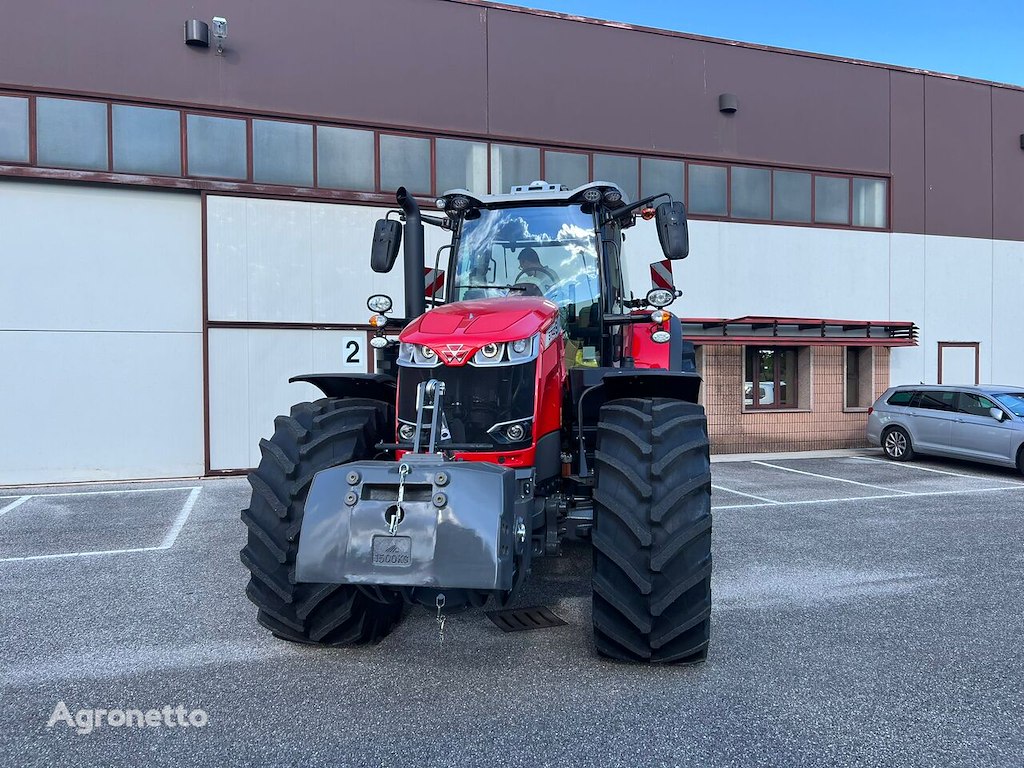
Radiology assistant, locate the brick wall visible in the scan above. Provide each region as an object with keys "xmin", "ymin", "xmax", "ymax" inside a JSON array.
[{"xmin": 699, "ymin": 345, "xmax": 890, "ymax": 454}]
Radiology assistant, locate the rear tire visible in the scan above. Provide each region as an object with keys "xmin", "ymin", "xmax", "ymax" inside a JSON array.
[
  {"xmin": 882, "ymin": 426, "xmax": 914, "ymax": 461},
  {"xmin": 240, "ymin": 397, "xmax": 404, "ymax": 646},
  {"xmin": 592, "ymin": 398, "xmax": 712, "ymax": 664}
]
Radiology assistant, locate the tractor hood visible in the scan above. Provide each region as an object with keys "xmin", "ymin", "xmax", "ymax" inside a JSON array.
[{"xmin": 400, "ymin": 296, "xmax": 559, "ymax": 361}]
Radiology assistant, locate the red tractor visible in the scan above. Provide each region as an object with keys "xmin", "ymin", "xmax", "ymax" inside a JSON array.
[{"xmin": 241, "ymin": 180, "xmax": 712, "ymax": 663}]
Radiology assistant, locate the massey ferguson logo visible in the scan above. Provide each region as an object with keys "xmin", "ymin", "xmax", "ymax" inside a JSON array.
[{"xmin": 441, "ymin": 344, "xmax": 468, "ymax": 364}]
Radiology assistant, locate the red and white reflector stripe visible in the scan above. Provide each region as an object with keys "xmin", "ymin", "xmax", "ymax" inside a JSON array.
[
  {"xmin": 424, "ymin": 267, "xmax": 445, "ymax": 298},
  {"xmin": 650, "ymin": 259, "xmax": 674, "ymax": 291}
]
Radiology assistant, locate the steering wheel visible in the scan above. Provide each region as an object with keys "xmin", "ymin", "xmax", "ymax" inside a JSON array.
[{"xmin": 514, "ymin": 265, "xmax": 558, "ymax": 285}]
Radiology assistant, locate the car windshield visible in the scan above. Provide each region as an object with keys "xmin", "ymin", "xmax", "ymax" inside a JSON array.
[
  {"xmin": 993, "ymin": 392, "xmax": 1024, "ymax": 417},
  {"xmin": 451, "ymin": 204, "xmax": 599, "ymax": 321}
]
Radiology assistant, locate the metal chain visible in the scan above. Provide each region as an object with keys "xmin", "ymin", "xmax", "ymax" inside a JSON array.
[{"xmin": 435, "ymin": 593, "xmax": 446, "ymax": 649}]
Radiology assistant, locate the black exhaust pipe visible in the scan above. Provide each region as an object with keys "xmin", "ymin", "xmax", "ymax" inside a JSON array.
[{"xmin": 396, "ymin": 187, "xmax": 425, "ymax": 319}]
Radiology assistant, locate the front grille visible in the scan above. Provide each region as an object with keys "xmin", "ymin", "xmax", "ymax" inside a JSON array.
[{"xmin": 397, "ymin": 362, "xmax": 536, "ymax": 447}]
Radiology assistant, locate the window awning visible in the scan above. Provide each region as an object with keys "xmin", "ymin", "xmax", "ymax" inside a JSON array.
[{"xmin": 680, "ymin": 316, "xmax": 918, "ymax": 346}]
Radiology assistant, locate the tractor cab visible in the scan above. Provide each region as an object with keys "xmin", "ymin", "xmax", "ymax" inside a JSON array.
[{"xmin": 370, "ymin": 180, "xmax": 690, "ymax": 369}]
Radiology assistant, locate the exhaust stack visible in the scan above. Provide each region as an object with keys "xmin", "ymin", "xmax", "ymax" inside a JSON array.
[{"xmin": 396, "ymin": 187, "xmax": 425, "ymax": 319}]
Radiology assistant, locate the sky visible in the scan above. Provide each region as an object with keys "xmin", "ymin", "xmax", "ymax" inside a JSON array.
[{"xmin": 505, "ymin": 1, "xmax": 1024, "ymax": 86}]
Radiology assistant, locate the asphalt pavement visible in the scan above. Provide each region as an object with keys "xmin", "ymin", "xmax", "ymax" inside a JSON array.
[{"xmin": 2, "ymin": 451, "xmax": 1023, "ymax": 767}]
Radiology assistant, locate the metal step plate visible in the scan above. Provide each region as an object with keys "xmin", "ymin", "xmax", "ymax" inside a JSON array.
[{"xmin": 485, "ymin": 606, "xmax": 568, "ymax": 632}]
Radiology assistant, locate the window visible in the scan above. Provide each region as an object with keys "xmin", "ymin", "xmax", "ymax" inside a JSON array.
[
  {"xmin": 744, "ymin": 347, "xmax": 798, "ymax": 409},
  {"xmin": 490, "ymin": 144, "xmax": 539, "ymax": 194},
  {"xmin": 845, "ymin": 347, "xmax": 873, "ymax": 408},
  {"xmin": 688, "ymin": 164, "xmax": 727, "ymax": 215},
  {"xmin": 186, "ymin": 114, "xmax": 247, "ymax": 179},
  {"xmin": 0, "ymin": 95, "xmax": 29, "ymax": 163},
  {"xmin": 731, "ymin": 166, "xmax": 770, "ymax": 220},
  {"xmin": 37, "ymin": 98, "xmax": 108, "ymax": 170},
  {"xmin": 815, "ymin": 175, "xmax": 850, "ymax": 225},
  {"xmin": 772, "ymin": 170, "xmax": 811, "ymax": 222},
  {"xmin": 886, "ymin": 390, "xmax": 915, "ymax": 406},
  {"xmin": 641, "ymin": 157, "xmax": 684, "ymax": 201},
  {"xmin": 912, "ymin": 391, "xmax": 957, "ymax": 411},
  {"xmin": 316, "ymin": 126, "xmax": 374, "ymax": 191},
  {"xmin": 253, "ymin": 120, "xmax": 313, "ymax": 186},
  {"xmin": 592, "ymin": 153, "xmax": 638, "ymax": 202},
  {"xmin": 380, "ymin": 134, "xmax": 430, "ymax": 195},
  {"xmin": 958, "ymin": 392, "xmax": 997, "ymax": 417},
  {"xmin": 545, "ymin": 151, "xmax": 589, "ymax": 190},
  {"xmin": 853, "ymin": 178, "xmax": 887, "ymax": 228},
  {"xmin": 112, "ymin": 105, "xmax": 181, "ymax": 176},
  {"xmin": 436, "ymin": 138, "xmax": 487, "ymax": 195}
]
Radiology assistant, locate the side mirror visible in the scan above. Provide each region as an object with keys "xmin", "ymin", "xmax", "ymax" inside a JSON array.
[
  {"xmin": 989, "ymin": 407, "xmax": 1006, "ymax": 422},
  {"xmin": 370, "ymin": 218, "xmax": 402, "ymax": 273},
  {"xmin": 656, "ymin": 201, "xmax": 689, "ymax": 260}
]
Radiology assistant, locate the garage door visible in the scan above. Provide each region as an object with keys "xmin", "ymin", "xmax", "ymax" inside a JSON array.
[
  {"xmin": 0, "ymin": 180, "xmax": 204, "ymax": 484},
  {"xmin": 205, "ymin": 195, "xmax": 449, "ymax": 470}
]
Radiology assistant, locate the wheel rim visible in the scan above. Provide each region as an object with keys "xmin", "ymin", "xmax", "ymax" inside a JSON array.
[{"xmin": 884, "ymin": 430, "xmax": 906, "ymax": 458}]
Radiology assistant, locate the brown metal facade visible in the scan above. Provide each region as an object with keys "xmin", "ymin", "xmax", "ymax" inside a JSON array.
[{"xmin": 0, "ymin": 0, "xmax": 1022, "ymax": 240}]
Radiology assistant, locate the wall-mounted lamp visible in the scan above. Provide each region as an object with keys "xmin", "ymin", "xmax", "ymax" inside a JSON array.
[
  {"xmin": 718, "ymin": 93, "xmax": 739, "ymax": 114},
  {"xmin": 184, "ymin": 20, "xmax": 210, "ymax": 47},
  {"xmin": 211, "ymin": 16, "xmax": 228, "ymax": 56}
]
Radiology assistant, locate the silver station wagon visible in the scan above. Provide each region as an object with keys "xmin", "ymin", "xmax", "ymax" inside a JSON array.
[{"xmin": 867, "ymin": 385, "xmax": 1024, "ymax": 474}]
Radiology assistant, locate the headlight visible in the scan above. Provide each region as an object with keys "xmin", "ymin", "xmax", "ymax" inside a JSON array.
[
  {"xmin": 646, "ymin": 288, "xmax": 674, "ymax": 308},
  {"xmin": 398, "ymin": 342, "xmax": 441, "ymax": 367},
  {"xmin": 650, "ymin": 310, "xmax": 669, "ymax": 324},
  {"xmin": 507, "ymin": 334, "xmax": 540, "ymax": 364},
  {"xmin": 582, "ymin": 188, "xmax": 602, "ymax": 202},
  {"xmin": 481, "ymin": 343, "xmax": 501, "ymax": 359},
  {"xmin": 651, "ymin": 330, "xmax": 671, "ymax": 344},
  {"xmin": 506, "ymin": 424, "xmax": 525, "ymax": 441},
  {"xmin": 399, "ymin": 424, "xmax": 416, "ymax": 440},
  {"xmin": 367, "ymin": 294, "xmax": 393, "ymax": 313}
]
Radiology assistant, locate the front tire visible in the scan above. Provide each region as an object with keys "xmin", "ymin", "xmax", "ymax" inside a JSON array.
[
  {"xmin": 592, "ymin": 398, "xmax": 712, "ymax": 664},
  {"xmin": 882, "ymin": 426, "xmax": 914, "ymax": 461},
  {"xmin": 240, "ymin": 397, "xmax": 404, "ymax": 645}
]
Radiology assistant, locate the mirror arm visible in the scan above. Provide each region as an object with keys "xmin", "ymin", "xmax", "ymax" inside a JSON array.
[{"xmin": 606, "ymin": 193, "xmax": 671, "ymax": 223}]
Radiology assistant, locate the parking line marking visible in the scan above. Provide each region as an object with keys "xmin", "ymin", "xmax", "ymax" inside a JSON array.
[
  {"xmin": 160, "ymin": 487, "xmax": 201, "ymax": 549},
  {"xmin": 2, "ymin": 486, "xmax": 200, "ymax": 499},
  {"xmin": 714, "ymin": 483, "xmax": 1024, "ymax": 511},
  {"xmin": 0, "ymin": 546, "xmax": 165, "ymax": 563},
  {"xmin": 0, "ymin": 486, "xmax": 202, "ymax": 564},
  {"xmin": 752, "ymin": 461, "xmax": 912, "ymax": 494},
  {"xmin": 712, "ymin": 484, "xmax": 780, "ymax": 504},
  {"xmin": 0, "ymin": 496, "xmax": 31, "ymax": 517},
  {"xmin": 855, "ymin": 456, "xmax": 1024, "ymax": 484}
]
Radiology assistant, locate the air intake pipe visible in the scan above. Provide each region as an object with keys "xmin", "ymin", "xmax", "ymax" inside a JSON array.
[{"xmin": 396, "ymin": 187, "xmax": 425, "ymax": 319}]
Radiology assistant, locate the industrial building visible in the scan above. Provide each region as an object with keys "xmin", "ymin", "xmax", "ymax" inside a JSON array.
[{"xmin": 1, "ymin": 0, "xmax": 1022, "ymax": 483}]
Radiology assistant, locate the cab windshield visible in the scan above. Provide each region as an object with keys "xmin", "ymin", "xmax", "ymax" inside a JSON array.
[{"xmin": 451, "ymin": 204, "xmax": 599, "ymax": 325}]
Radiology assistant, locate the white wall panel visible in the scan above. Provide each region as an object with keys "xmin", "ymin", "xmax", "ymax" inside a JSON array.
[
  {"xmin": 0, "ymin": 181, "xmax": 201, "ymax": 332},
  {"xmin": 991, "ymin": 241, "xmax": 1024, "ymax": 384},
  {"xmin": 0, "ymin": 180, "xmax": 203, "ymax": 484},
  {"xmin": 888, "ymin": 234, "xmax": 926, "ymax": 386},
  {"xmin": 208, "ymin": 196, "xmax": 450, "ymax": 323},
  {"xmin": 208, "ymin": 328, "xmax": 369, "ymax": 470},
  {"xmin": 0, "ymin": 331, "xmax": 204, "ymax": 484},
  {"xmin": 247, "ymin": 199, "xmax": 313, "ymax": 323},
  {"xmin": 920, "ymin": 235, "xmax": 993, "ymax": 383},
  {"xmin": 623, "ymin": 220, "xmax": 890, "ymax": 320}
]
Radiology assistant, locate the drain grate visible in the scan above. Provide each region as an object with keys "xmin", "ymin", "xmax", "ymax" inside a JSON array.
[{"xmin": 485, "ymin": 605, "xmax": 568, "ymax": 632}]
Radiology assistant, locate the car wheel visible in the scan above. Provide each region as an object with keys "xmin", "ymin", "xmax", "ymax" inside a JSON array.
[
  {"xmin": 882, "ymin": 426, "xmax": 914, "ymax": 461},
  {"xmin": 1016, "ymin": 446, "xmax": 1024, "ymax": 476}
]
